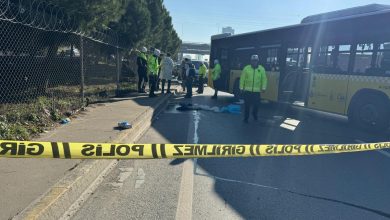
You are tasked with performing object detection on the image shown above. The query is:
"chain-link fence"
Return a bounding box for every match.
[0,0,137,140]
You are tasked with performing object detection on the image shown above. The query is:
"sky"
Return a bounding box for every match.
[164,0,390,43]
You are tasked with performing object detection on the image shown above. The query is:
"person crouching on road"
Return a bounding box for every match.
[137,47,148,93]
[240,55,268,123]
[148,49,160,98]
[211,59,222,99]
[160,52,174,94]
[197,61,207,94]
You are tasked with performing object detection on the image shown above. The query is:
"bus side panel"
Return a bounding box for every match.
[308,73,349,115]
[346,76,390,112]
[228,70,279,102]
[262,71,280,102]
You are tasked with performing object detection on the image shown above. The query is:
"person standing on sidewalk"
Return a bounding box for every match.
[137,47,148,93]
[180,58,189,92]
[148,49,160,98]
[160,52,174,94]
[211,59,222,99]
[197,61,208,94]
[156,52,163,91]
[240,54,268,123]
[185,63,196,98]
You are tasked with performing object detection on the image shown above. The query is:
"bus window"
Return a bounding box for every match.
[312,45,350,74]
[373,42,390,75]
[231,47,256,70]
[286,48,304,69]
[337,45,351,73]
[353,43,374,74]
[265,48,279,71]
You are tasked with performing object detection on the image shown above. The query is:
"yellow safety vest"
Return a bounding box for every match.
[147,55,159,75]
[212,64,221,80]
[240,65,268,92]
[199,64,208,78]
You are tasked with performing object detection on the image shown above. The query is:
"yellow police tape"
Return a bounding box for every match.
[0,140,390,159]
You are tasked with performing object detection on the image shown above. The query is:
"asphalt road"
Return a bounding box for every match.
[71,87,390,220]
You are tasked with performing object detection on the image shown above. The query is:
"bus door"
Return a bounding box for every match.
[280,47,311,105]
[260,45,281,102]
[307,45,351,114]
[219,48,230,92]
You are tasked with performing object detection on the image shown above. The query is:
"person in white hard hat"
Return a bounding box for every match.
[239,54,268,123]
[137,47,148,93]
[147,49,160,97]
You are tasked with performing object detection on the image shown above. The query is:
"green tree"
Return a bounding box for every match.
[46,0,181,54]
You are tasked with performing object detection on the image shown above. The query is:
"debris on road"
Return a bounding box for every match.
[176,103,241,114]
[118,121,132,129]
[60,118,71,124]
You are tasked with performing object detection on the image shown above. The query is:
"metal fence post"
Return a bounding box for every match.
[116,47,121,94]
[80,36,85,106]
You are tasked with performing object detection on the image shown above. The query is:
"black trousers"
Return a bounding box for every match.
[149,75,157,96]
[137,70,148,91]
[243,91,261,120]
[198,77,204,93]
[161,79,171,93]
[213,79,220,97]
[186,77,193,97]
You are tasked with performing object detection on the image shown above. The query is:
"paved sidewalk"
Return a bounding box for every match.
[0,92,173,220]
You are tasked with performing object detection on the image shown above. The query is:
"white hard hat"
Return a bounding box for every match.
[214,59,219,64]
[154,49,161,56]
[251,55,259,60]
[141,47,147,53]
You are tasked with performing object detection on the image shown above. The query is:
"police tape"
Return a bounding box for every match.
[0,140,390,159]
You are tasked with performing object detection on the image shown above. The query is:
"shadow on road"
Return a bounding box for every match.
[130,87,390,219]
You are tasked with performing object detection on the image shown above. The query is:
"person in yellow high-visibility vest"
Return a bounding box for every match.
[137,47,148,93]
[147,49,160,98]
[197,62,208,94]
[240,55,268,123]
[211,59,222,99]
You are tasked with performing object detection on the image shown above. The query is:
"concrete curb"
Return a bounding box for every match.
[14,91,176,220]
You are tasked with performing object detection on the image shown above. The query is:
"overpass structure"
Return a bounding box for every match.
[178,42,210,61]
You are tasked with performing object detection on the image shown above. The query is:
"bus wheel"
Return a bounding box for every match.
[233,79,241,100]
[349,94,390,132]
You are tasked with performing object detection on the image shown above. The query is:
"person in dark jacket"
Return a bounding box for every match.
[136,47,148,93]
[185,63,196,98]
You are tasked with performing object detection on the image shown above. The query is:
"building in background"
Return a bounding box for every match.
[222,26,235,35]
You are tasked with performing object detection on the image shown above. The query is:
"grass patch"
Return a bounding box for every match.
[0,81,136,140]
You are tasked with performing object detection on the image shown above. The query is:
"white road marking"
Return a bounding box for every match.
[118,171,132,183]
[175,110,200,220]
[193,111,201,175]
[135,168,145,189]
[109,167,134,188]
[193,111,200,144]
[195,171,279,191]
[355,139,390,158]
